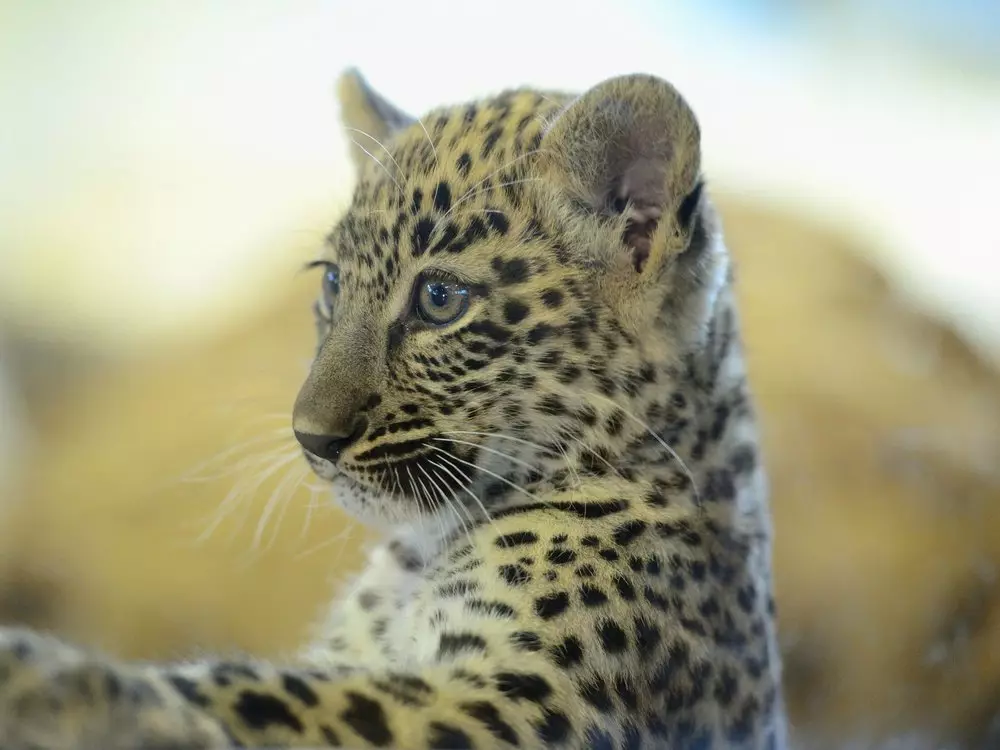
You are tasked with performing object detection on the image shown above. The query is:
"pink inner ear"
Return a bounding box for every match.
[620,159,667,218]
[616,160,666,273]
[624,220,655,272]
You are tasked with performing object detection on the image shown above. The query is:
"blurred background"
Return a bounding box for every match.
[1,1,999,748]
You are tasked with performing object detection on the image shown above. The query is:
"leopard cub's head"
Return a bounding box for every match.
[292,68,726,526]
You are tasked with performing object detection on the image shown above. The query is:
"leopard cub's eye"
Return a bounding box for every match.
[321,263,341,310]
[415,274,470,326]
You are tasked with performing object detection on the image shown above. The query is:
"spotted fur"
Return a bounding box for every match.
[0,69,786,749]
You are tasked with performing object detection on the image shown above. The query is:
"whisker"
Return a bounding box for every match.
[590,393,701,503]
[346,134,403,195]
[434,177,541,235]
[345,127,405,192]
[431,437,541,474]
[421,462,473,543]
[293,521,358,561]
[565,432,622,481]
[428,456,501,541]
[252,458,306,551]
[442,430,551,454]
[263,464,312,552]
[196,447,302,545]
[430,445,539,504]
[415,116,439,167]
[180,429,295,483]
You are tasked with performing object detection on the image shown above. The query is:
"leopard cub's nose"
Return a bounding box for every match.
[293,431,354,463]
[293,417,367,463]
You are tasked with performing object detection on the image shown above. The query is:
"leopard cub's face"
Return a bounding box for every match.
[292,70,716,526]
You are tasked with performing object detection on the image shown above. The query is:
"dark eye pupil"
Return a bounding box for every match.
[325,268,340,294]
[428,283,449,308]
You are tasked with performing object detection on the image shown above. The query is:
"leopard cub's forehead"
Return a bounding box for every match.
[330,90,571,280]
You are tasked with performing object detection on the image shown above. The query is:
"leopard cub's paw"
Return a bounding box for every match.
[0,627,228,749]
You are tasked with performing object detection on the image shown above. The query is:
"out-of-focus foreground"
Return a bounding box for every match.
[2,2,999,748]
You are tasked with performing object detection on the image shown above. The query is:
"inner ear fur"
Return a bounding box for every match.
[540,73,703,276]
[336,68,414,175]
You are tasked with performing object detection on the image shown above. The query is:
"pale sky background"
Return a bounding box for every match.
[1,1,998,361]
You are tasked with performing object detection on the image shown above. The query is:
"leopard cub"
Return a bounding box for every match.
[0,69,785,750]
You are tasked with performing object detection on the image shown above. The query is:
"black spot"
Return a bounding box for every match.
[495,531,537,548]
[580,536,600,547]
[580,676,613,711]
[622,723,643,750]
[550,635,584,668]
[535,709,572,744]
[705,468,737,503]
[495,672,552,703]
[714,667,738,707]
[486,210,510,236]
[481,127,503,159]
[468,320,512,343]
[511,631,542,652]
[677,181,704,230]
[634,616,661,655]
[234,690,304,733]
[340,691,393,746]
[499,564,532,586]
[321,725,341,745]
[600,411,624,438]
[428,722,473,750]
[534,591,570,619]
[495,257,530,285]
[598,620,628,654]
[432,182,453,212]
[411,217,435,256]
[464,216,490,246]
[541,288,563,308]
[527,323,553,344]
[612,520,648,547]
[461,701,520,745]
[584,726,615,750]
[576,564,596,578]
[466,599,517,619]
[737,585,757,614]
[546,548,576,565]
[645,586,671,612]
[456,152,472,176]
[537,394,566,416]
[281,673,319,707]
[556,364,582,384]
[503,299,530,325]
[358,590,381,611]
[580,584,609,608]
[438,632,488,658]
[599,548,620,562]
[104,672,122,700]
[615,676,639,710]
[167,675,211,708]
[438,580,480,598]
[730,444,757,474]
[690,560,707,581]
[551,533,569,544]
[490,499,627,521]
[614,575,637,601]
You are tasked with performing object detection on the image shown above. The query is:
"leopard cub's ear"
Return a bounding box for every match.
[540,73,703,278]
[336,68,414,175]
